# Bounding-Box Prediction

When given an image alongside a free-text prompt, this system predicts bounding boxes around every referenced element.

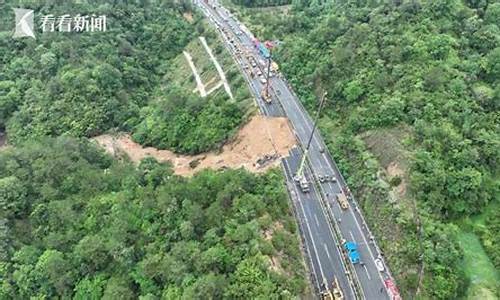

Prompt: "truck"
[271,61,279,72]
[293,175,309,193]
[343,241,360,264]
[299,177,310,192]
[320,277,344,300]
[252,38,271,59]
[260,89,272,104]
[336,193,349,210]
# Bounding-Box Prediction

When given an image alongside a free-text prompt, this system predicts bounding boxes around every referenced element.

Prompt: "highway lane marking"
[294,180,327,288]
[306,166,358,299]
[207,18,270,116]
[314,213,320,228]
[313,173,366,298]
[323,243,331,260]
[350,231,356,242]
[285,158,331,287]
[363,264,372,280]
[282,157,323,292]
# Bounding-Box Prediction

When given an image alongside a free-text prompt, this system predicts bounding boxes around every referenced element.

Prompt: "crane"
[294,91,328,193]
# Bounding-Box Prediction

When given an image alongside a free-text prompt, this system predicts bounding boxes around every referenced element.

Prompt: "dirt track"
[93,115,296,176]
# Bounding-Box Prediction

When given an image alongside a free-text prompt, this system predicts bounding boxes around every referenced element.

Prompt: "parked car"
[375,258,385,272]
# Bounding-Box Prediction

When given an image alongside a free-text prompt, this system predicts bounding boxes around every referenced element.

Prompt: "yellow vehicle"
[271,61,279,72]
[261,89,272,104]
[337,193,349,210]
[320,277,344,300]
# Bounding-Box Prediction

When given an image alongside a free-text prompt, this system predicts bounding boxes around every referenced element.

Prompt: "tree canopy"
[1,1,248,155]
[0,138,306,298]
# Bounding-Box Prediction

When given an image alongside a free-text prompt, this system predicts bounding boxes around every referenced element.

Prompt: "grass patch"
[164,24,252,108]
[359,126,412,170]
[457,231,499,299]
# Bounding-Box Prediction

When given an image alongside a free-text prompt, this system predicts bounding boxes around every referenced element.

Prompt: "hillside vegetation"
[0,138,306,298]
[231,0,291,7]
[0,0,250,155]
[132,28,254,154]
[0,1,309,299]
[228,0,500,298]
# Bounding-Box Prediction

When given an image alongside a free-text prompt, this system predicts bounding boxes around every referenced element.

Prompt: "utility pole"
[295,91,328,180]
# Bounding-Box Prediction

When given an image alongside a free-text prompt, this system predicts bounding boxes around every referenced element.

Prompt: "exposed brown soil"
[387,161,407,197]
[183,12,194,22]
[93,115,296,176]
[263,221,286,274]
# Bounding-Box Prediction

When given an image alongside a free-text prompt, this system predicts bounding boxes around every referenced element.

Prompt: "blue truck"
[343,241,360,264]
[257,43,270,59]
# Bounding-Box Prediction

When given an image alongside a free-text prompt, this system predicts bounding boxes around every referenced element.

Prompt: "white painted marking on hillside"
[199,36,234,100]
[183,51,207,97]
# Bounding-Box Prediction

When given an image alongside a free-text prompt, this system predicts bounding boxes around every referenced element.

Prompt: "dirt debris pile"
[93,115,296,176]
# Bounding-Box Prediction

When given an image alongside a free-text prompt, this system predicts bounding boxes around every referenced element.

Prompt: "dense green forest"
[231,0,291,7]
[0,1,307,299]
[0,138,306,298]
[227,0,499,299]
[0,0,248,154]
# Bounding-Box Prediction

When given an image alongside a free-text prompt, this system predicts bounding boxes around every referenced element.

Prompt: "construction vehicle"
[271,61,279,72]
[320,277,344,300]
[260,89,272,104]
[293,173,309,193]
[299,176,310,192]
[336,193,349,210]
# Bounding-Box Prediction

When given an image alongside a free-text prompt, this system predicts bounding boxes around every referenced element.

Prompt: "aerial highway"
[283,147,357,299]
[195,1,400,299]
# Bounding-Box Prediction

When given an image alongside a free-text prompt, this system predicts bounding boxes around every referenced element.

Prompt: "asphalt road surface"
[196,1,398,299]
[283,147,357,299]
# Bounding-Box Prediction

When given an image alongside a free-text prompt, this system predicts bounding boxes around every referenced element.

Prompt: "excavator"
[320,277,344,300]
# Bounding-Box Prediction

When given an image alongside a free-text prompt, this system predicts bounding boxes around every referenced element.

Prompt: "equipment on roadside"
[260,89,272,104]
[295,92,328,193]
[320,277,344,300]
[293,174,310,193]
[337,193,349,210]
